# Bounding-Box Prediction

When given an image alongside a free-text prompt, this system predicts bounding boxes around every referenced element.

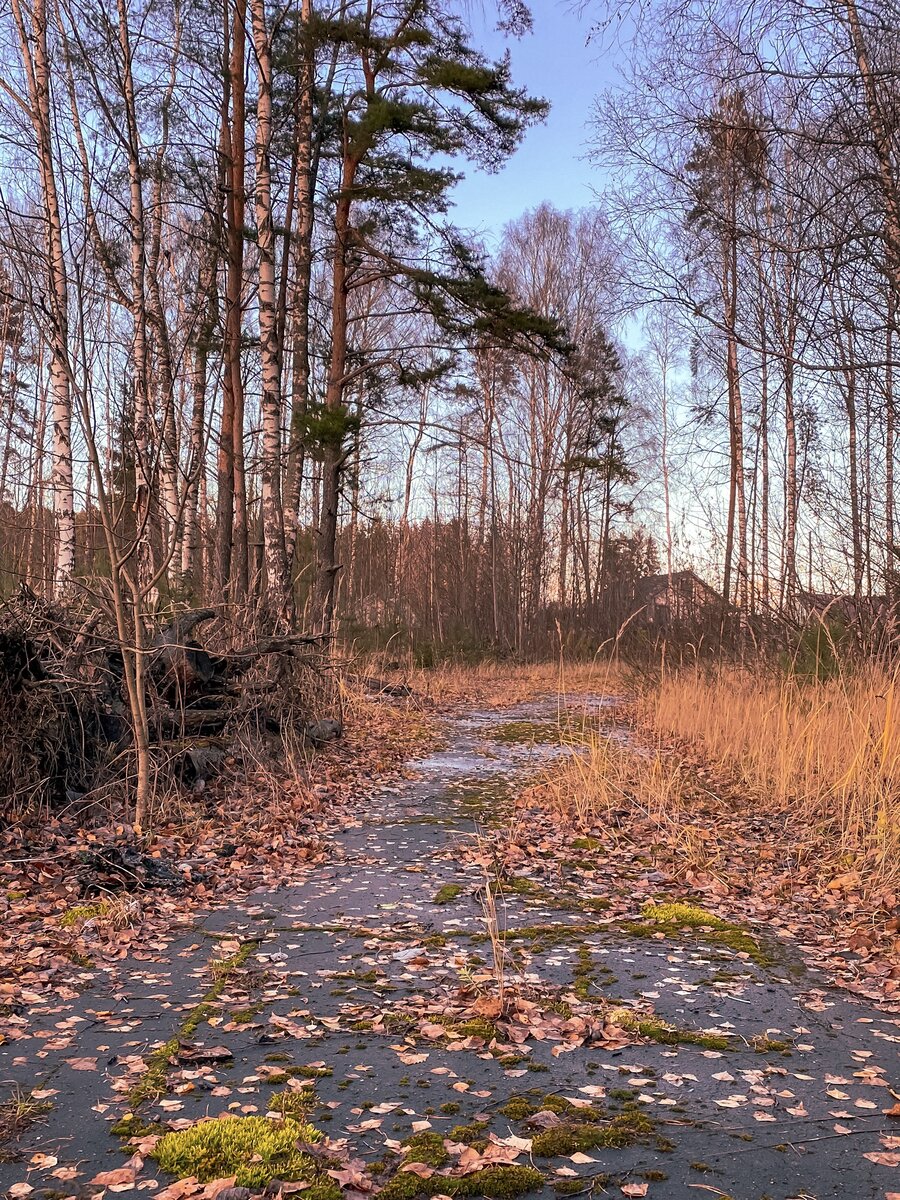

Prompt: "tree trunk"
[11,0,76,595]
[116,0,156,597]
[888,302,896,603]
[250,0,288,608]
[283,0,317,581]
[218,0,248,601]
[314,154,356,634]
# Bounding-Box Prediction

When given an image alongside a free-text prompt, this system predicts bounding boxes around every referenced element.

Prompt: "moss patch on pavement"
[151,1114,327,1189]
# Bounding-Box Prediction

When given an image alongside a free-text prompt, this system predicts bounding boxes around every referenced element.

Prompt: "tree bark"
[217,0,249,601]
[11,0,76,595]
[283,0,316,582]
[250,0,288,608]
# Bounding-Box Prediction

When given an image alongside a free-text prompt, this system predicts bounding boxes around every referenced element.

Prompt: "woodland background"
[0,0,899,661]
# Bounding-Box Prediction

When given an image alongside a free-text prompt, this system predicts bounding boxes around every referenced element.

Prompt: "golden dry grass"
[534,659,900,889]
[641,664,900,878]
[405,658,626,708]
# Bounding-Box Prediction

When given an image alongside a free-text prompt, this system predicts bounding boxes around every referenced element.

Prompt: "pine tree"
[310,0,552,632]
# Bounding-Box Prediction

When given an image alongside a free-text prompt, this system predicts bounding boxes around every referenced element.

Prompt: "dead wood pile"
[0,587,335,821]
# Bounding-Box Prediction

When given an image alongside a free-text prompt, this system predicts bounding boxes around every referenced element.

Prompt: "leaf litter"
[1,689,899,1200]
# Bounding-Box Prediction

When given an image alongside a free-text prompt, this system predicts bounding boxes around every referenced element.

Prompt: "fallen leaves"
[176,1044,234,1064]
[863,1151,900,1167]
[525,1110,563,1129]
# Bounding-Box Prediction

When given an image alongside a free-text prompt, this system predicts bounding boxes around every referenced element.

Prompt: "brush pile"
[0,587,335,823]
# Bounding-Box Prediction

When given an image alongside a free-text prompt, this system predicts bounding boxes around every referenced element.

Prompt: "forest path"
[2,695,899,1200]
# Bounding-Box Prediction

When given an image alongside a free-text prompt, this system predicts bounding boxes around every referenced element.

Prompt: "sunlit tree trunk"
[283,0,317,583]
[11,0,75,595]
[116,0,156,596]
[250,0,288,607]
[217,0,249,601]
[887,297,896,601]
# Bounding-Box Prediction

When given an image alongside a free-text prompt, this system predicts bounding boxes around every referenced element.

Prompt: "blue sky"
[448,0,615,244]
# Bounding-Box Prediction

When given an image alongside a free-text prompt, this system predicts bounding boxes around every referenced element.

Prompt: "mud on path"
[2,695,899,1200]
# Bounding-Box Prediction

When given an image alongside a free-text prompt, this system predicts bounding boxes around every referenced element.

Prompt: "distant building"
[633,569,723,626]
[796,590,890,626]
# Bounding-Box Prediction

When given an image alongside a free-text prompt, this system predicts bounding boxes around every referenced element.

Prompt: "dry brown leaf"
[400,1164,435,1180]
[863,1152,900,1166]
[90,1168,137,1187]
[201,1178,238,1199]
[525,1111,563,1129]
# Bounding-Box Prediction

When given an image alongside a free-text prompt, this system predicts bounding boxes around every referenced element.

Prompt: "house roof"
[635,569,721,602]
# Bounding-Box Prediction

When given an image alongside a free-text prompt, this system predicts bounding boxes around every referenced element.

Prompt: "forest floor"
[1,680,899,1200]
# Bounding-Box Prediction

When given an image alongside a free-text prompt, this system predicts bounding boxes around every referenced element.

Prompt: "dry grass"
[478,873,508,1011]
[404,658,627,709]
[537,658,900,889]
[643,663,900,878]
[536,726,690,834]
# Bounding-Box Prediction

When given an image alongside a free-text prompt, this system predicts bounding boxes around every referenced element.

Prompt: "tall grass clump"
[641,658,900,881]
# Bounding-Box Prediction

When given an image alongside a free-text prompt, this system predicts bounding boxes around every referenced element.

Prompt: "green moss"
[378,1011,418,1033]
[502,876,540,895]
[379,1165,544,1200]
[497,1054,529,1067]
[531,1111,655,1158]
[151,1115,322,1187]
[67,950,95,968]
[573,946,596,1000]
[505,922,606,951]
[448,1122,490,1146]
[454,1018,497,1041]
[60,901,113,928]
[499,1094,602,1123]
[433,885,463,905]
[403,1132,450,1168]
[751,1036,791,1054]
[635,901,770,963]
[641,901,730,929]
[570,837,600,851]
[110,1114,167,1139]
[439,1102,461,1115]
[231,1003,264,1024]
[334,969,381,984]
[530,1127,591,1158]
[608,1009,731,1051]
[267,1089,315,1119]
[499,1097,536,1121]
[302,1185,343,1200]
